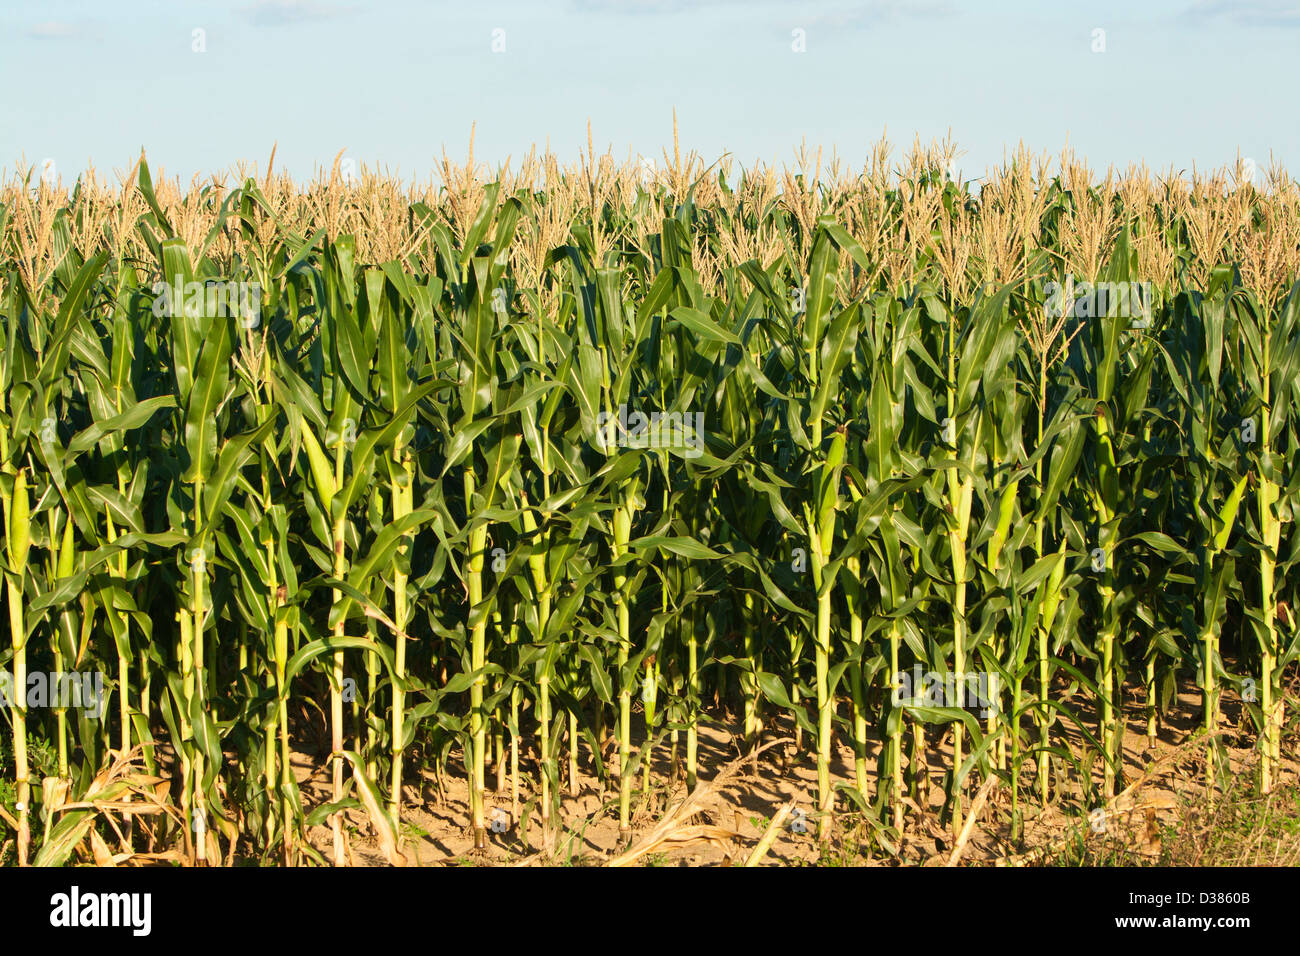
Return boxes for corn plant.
[0,147,1297,868]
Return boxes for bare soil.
[293,674,1300,867]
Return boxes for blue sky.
[2,0,1298,185]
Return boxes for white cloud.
[1184,0,1300,27]
[244,1,352,27]
[27,21,78,39]
[808,0,956,28]
[570,0,956,23]
[570,0,825,12]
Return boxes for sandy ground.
[293,677,1298,867]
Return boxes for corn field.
[2,135,1299,866]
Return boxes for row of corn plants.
[0,146,1298,864]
